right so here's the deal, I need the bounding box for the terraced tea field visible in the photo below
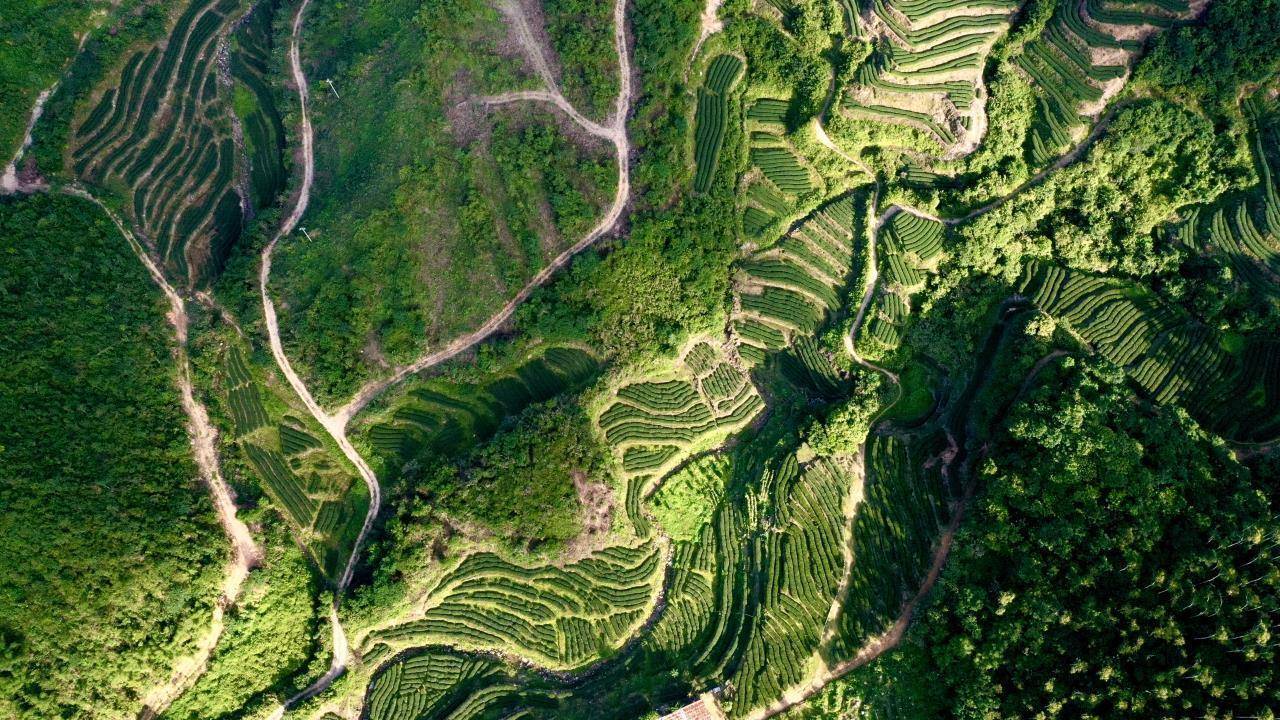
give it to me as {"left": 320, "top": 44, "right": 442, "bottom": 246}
{"left": 362, "top": 541, "right": 664, "bottom": 670}
{"left": 844, "top": 0, "right": 1017, "bottom": 153}
{"left": 733, "top": 193, "right": 866, "bottom": 362}
{"left": 1020, "top": 262, "right": 1280, "bottom": 442}
{"left": 599, "top": 339, "right": 764, "bottom": 534}
{"left": 13, "top": 0, "right": 1279, "bottom": 718}
{"left": 221, "top": 345, "right": 368, "bottom": 578}
{"left": 1192, "top": 96, "right": 1280, "bottom": 304}
{"left": 857, "top": 211, "right": 945, "bottom": 358}
{"left": 1015, "top": 0, "right": 1197, "bottom": 165}
{"left": 70, "top": 0, "right": 273, "bottom": 285}
{"left": 357, "top": 345, "right": 601, "bottom": 476}
{"left": 827, "top": 433, "right": 954, "bottom": 659}
{"left": 694, "top": 54, "right": 745, "bottom": 192}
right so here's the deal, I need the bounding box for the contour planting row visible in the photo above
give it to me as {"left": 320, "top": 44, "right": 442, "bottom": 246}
{"left": 362, "top": 346, "right": 600, "bottom": 470}
{"left": 1019, "top": 262, "right": 1280, "bottom": 442}
{"left": 693, "top": 54, "right": 745, "bottom": 192}
{"left": 72, "top": 0, "right": 249, "bottom": 284}
{"left": 360, "top": 463, "right": 754, "bottom": 719}
{"left": 357, "top": 415, "right": 873, "bottom": 718}
{"left": 228, "top": 0, "right": 287, "bottom": 212}
{"left": 366, "top": 650, "right": 516, "bottom": 720}
{"left": 846, "top": 0, "right": 1014, "bottom": 150}
{"left": 750, "top": 143, "right": 816, "bottom": 196}
{"left": 827, "top": 432, "right": 955, "bottom": 660}
{"left": 599, "top": 341, "right": 763, "bottom": 532}
{"left": 1017, "top": 0, "right": 1193, "bottom": 166}
{"left": 365, "top": 542, "right": 663, "bottom": 670}
{"left": 1199, "top": 99, "right": 1280, "bottom": 302}
{"left": 734, "top": 193, "right": 864, "bottom": 363}
{"left": 857, "top": 212, "right": 945, "bottom": 358}
{"left": 222, "top": 345, "right": 366, "bottom": 577}
{"left": 729, "top": 455, "right": 853, "bottom": 713}
{"left": 886, "top": 0, "right": 1018, "bottom": 23}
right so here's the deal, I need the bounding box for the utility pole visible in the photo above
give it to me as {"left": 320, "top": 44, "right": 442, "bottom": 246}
{"left": 300, "top": 227, "right": 313, "bottom": 242}
{"left": 325, "top": 79, "right": 340, "bottom": 99}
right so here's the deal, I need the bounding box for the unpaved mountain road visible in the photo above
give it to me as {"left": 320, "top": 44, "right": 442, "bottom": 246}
{"left": 335, "top": 0, "right": 633, "bottom": 425}
{"left": 1, "top": 86, "right": 54, "bottom": 194}
{"left": 257, "top": 0, "right": 368, "bottom": 706}
{"left": 257, "top": 0, "right": 633, "bottom": 711}
{"left": 66, "top": 186, "right": 261, "bottom": 719}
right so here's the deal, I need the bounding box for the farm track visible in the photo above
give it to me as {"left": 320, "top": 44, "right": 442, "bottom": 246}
{"left": 844, "top": 194, "right": 902, "bottom": 386}
{"left": 257, "top": 0, "right": 372, "bottom": 709}
{"left": 769, "top": 97, "right": 1123, "bottom": 714}
{"left": 335, "top": 0, "right": 633, "bottom": 424}
{"left": 257, "top": 0, "right": 634, "bottom": 709}
{"left": 65, "top": 186, "right": 262, "bottom": 719}
{"left": 685, "top": 0, "right": 726, "bottom": 77}
{"left": 1, "top": 86, "right": 55, "bottom": 194}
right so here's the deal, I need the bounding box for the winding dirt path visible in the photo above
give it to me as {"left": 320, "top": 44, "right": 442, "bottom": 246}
{"left": 256, "top": 0, "right": 633, "bottom": 710}
{"left": 843, "top": 195, "right": 902, "bottom": 385}
{"left": 1, "top": 86, "right": 55, "bottom": 194}
{"left": 685, "top": 0, "right": 725, "bottom": 73}
{"left": 66, "top": 186, "right": 262, "bottom": 718}
{"left": 255, "top": 0, "right": 1110, "bottom": 712}
{"left": 334, "top": 0, "right": 633, "bottom": 425}
{"left": 750, "top": 481, "right": 968, "bottom": 720}
{"left": 257, "top": 0, "right": 371, "bottom": 707}
{"left": 478, "top": 89, "right": 616, "bottom": 138}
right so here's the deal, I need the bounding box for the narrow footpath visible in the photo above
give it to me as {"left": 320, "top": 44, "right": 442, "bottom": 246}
{"left": 66, "top": 186, "right": 262, "bottom": 719}
{"left": 257, "top": 0, "right": 635, "bottom": 710}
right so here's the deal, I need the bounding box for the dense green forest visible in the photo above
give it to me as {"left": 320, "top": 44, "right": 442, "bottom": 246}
{"left": 3, "top": 0, "right": 1280, "bottom": 718}
{"left": 790, "top": 359, "right": 1280, "bottom": 718}
{"left": 0, "top": 0, "right": 107, "bottom": 160}
{"left": 0, "top": 194, "right": 223, "bottom": 718}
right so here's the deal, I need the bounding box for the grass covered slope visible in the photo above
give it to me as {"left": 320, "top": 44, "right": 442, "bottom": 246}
{"left": 0, "top": 193, "right": 223, "bottom": 719}
{"left": 0, "top": 1, "right": 108, "bottom": 162}
{"left": 271, "top": 0, "right": 618, "bottom": 403}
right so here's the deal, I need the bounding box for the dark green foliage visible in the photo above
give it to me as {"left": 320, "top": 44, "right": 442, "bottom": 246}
{"left": 419, "top": 398, "right": 604, "bottom": 549}
{"left": 542, "top": 0, "right": 620, "bottom": 119}
{"left": 0, "top": 194, "right": 222, "bottom": 719}
{"left": 1138, "top": 0, "right": 1280, "bottom": 106}
{"left": 163, "top": 521, "right": 320, "bottom": 720}
{"left": 836, "top": 363, "right": 1280, "bottom": 719}
{"left": 0, "top": 0, "right": 107, "bottom": 160}
{"left": 955, "top": 100, "right": 1237, "bottom": 279}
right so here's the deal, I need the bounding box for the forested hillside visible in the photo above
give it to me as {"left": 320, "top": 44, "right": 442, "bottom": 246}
{"left": 0, "top": 194, "right": 223, "bottom": 718}
{"left": 2, "top": 0, "right": 1279, "bottom": 718}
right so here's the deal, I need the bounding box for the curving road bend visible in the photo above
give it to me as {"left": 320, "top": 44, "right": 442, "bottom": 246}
{"left": 257, "top": 0, "right": 372, "bottom": 706}
{"left": 258, "top": 0, "right": 633, "bottom": 710}
{"left": 335, "top": 0, "right": 633, "bottom": 425}
{"left": 67, "top": 186, "right": 262, "bottom": 718}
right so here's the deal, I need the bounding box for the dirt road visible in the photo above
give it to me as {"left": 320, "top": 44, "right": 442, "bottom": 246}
{"left": 1, "top": 86, "right": 54, "bottom": 194}
{"left": 256, "top": 0, "right": 637, "bottom": 710}
{"left": 335, "top": 0, "right": 634, "bottom": 424}
{"left": 66, "top": 187, "right": 261, "bottom": 718}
